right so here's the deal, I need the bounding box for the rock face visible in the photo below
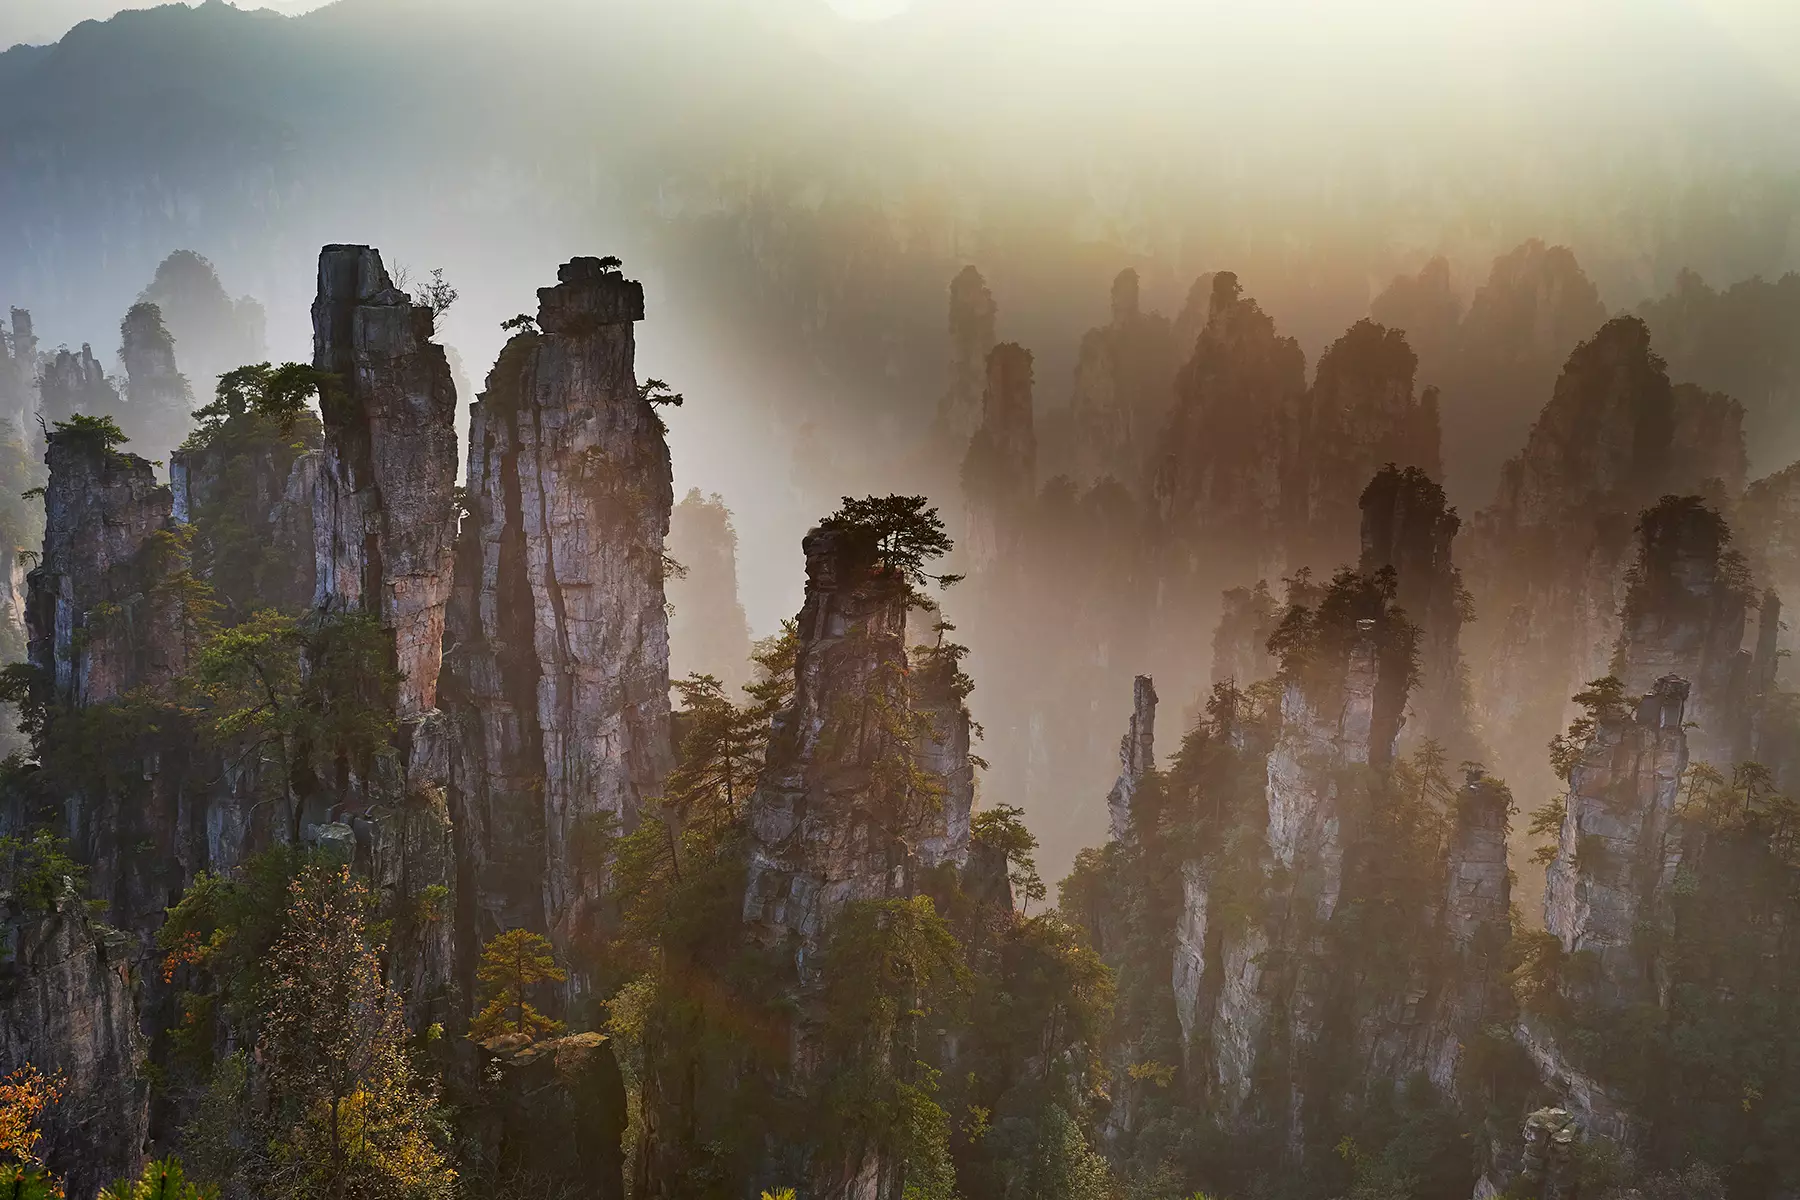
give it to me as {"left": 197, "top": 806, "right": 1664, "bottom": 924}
{"left": 1610, "top": 498, "right": 1762, "bottom": 768}
{"left": 962, "top": 342, "right": 1037, "bottom": 572}
{"left": 0, "top": 887, "right": 148, "bottom": 1196}
{"left": 1359, "top": 465, "right": 1476, "bottom": 758}
{"left": 311, "top": 245, "right": 461, "bottom": 719}
{"left": 667, "top": 489, "right": 753, "bottom": 694}
{"left": 1210, "top": 580, "right": 1280, "bottom": 688}
{"left": 1069, "top": 269, "right": 1180, "bottom": 490}
{"left": 1, "top": 307, "right": 37, "bottom": 431}
{"left": 118, "top": 301, "right": 192, "bottom": 460}
{"left": 38, "top": 344, "right": 123, "bottom": 429}
{"left": 26, "top": 430, "right": 185, "bottom": 706}
{"left": 936, "top": 265, "right": 998, "bottom": 454}
{"left": 1467, "top": 317, "right": 1746, "bottom": 837}
{"left": 1544, "top": 677, "right": 1690, "bottom": 1011}
{"left": 1153, "top": 272, "right": 1303, "bottom": 596}
{"left": 742, "top": 525, "right": 915, "bottom": 965}
{"left": 1105, "top": 675, "right": 1157, "bottom": 844}
{"left": 1734, "top": 462, "right": 1800, "bottom": 685}
{"left": 445, "top": 258, "right": 673, "bottom": 1002}
{"left": 1285, "top": 320, "right": 1441, "bottom": 572}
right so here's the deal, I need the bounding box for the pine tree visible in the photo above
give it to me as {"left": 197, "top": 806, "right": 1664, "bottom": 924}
{"left": 469, "top": 929, "right": 568, "bottom": 1042}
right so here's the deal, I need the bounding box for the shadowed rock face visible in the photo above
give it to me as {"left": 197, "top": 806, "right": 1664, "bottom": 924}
{"left": 38, "top": 344, "right": 122, "bottom": 429}
{"left": 962, "top": 341, "right": 1037, "bottom": 572}
{"left": 27, "top": 431, "right": 184, "bottom": 707}
{"left": 312, "top": 244, "right": 461, "bottom": 719}
{"left": 2, "top": 307, "right": 38, "bottom": 431}
{"left": 1287, "top": 319, "right": 1441, "bottom": 572}
{"left": 445, "top": 258, "right": 673, "bottom": 1001}
{"left": 1360, "top": 464, "right": 1475, "bottom": 759}
{"left": 1106, "top": 675, "right": 1157, "bottom": 845}
{"left": 1467, "top": 317, "right": 1746, "bottom": 838}
{"left": 1069, "top": 268, "right": 1180, "bottom": 491}
{"left": 0, "top": 891, "right": 148, "bottom": 1196}
{"left": 936, "top": 265, "right": 998, "bottom": 455}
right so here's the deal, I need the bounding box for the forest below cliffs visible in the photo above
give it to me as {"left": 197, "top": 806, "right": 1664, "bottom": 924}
{"left": 2, "top": 233, "right": 1800, "bottom": 1200}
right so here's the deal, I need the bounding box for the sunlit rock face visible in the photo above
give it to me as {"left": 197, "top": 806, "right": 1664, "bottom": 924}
{"left": 1285, "top": 319, "right": 1441, "bottom": 574}
{"left": 27, "top": 430, "right": 184, "bottom": 706}
{"left": 1466, "top": 317, "right": 1746, "bottom": 832}
{"left": 1359, "top": 464, "right": 1476, "bottom": 759}
{"left": 935, "top": 265, "right": 998, "bottom": 455}
{"left": 118, "top": 301, "right": 192, "bottom": 461}
{"left": 1069, "top": 269, "right": 1180, "bottom": 492}
{"left": 311, "top": 244, "right": 461, "bottom": 719}
{"left": 1106, "top": 675, "right": 1157, "bottom": 845}
{"left": 667, "top": 488, "right": 753, "bottom": 694}
{"left": 0, "top": 890, "right": 148, "bottom": 1196}
{"left": 444, "top": 258, "right": 673, "bottom": 999}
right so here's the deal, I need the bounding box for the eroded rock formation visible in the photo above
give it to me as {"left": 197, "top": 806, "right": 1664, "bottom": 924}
{"left": 936, "top": 265, "right": 997, "bottom": 455}
{"left": 962, "top": 342, "right": 1037, "bottom": 572}
{"left": 445, "top": 258, "right": 673, "bottom": 1001}
{"left": 667, "top": 489, "right": 753, "bottom": 694}
{"left": 1, "top": 307, "right": 37, "bottom": 432}
{"left": 118, "top": 301, "right": 192, "bottom": 461}
{"left": 38, "top": 344, "right": 123, "bottom": 430}
{"left": 1069, "top": 269, "right": 1179, "bottom": 490}
{"left": 1360, "top": 465, "right": 1475, "bottom": 758}
{"left": 1105, "top": 675, "right": 1157, "bottom": 844}
{"left": 1211, "top": 580, "right": 1280, "bottom": 688}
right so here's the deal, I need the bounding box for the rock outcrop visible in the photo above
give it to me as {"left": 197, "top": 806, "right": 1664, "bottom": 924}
{"left": 1105, "top": 675, "right": 1157, "bottom": 844}
{"left": 1210, "top": 580, "right": 1280, "bottom": 688}
{"left": 118, "top": 301, "right": 192, "bottom": 461}
{"left": 0, "top": 885, "right": 148, "bottom": 1196}
{"left": 1285, "top": 320, "right": 1441, "bottom": 572}
{"left": 26, "top": 428, "right": 186, "bottom": 706}
{"left": 38, "top": 344, "right": 123, "bottom": 430}
{"left": 1467, "top": 317, "right": 1746, "bottom": 842}
{"left": 1, "top": 307, "right": 37, "bottom": 432}
{"left": 1069, "top": 269, "right": 1180, "bottom": 491}
{"left": 936, "top": 265, "right": 998, "bottom": 454}
{"left": 445, "top": 258, "right": 673, "bottom": 1004}
{"left": 962, "top": 342, "right": 1037, "bottom": 572}
{"left": 311, "top": 244, "right": 461, "bottom": 720}
{"left": 138, "top": 250, "right": 267, "bottom": 400}
{"left": 667, "top": 489, "right": 753, "bottom": 695}
{"left": 1359, "top": 465, "right": 1476, "bottom": 758}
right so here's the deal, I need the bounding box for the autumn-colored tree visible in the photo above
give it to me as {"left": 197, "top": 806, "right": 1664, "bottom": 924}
{"left": 0, "top": 1066, "right": 63, "bottom": 1167}
{"left": 260, "top": 864, "right": 454, "bottom": 1199}
{"left": 470, "top": 929, "right": 568, "bottom": 1041}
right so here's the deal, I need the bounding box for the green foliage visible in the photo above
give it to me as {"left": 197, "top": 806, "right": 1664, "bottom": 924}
{"left": 1528, "top": 796, "right": 1567, "bottom": 866}
{"left": 0, "top": 830, "right": 84, "bottom": 913}
{"left": 638, "top": 378, "right": 684, "bottom": 407}
{"left": 1267, "top": 566, "right": 1419, "bottom": 705}
{"left": 186, "top": 363, "right": 330, "bottom": 450}
{"left": 1548, "top": 676, "right": 1628, "bottom": 779}
{"left": 0, "top": 1166, "right": 61, "bottom": 1199}
{"left": 51, "top": 412, "right": 128, "bottom": 452}
{"left": 470, "top": 929, "right": 568, "bottom": 1042}
{"left": 100, "top": 1158, "right": 215, "bottom": 1200}
{"left": 972, "top": 804, "right": 1045, "bottom": 910}
{"left": 820, "top": 495, "right": 960, "bottom": 604}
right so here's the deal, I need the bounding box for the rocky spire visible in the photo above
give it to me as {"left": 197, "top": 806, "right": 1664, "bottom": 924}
{"left": 444, "top": 257, "right": 673, "bottom": 999}
{"left": 1369, "top": 255, "right": 1461, "bottom": 397}
{"left": 936, "top": 265, "right": 997, "bottom": 453}
{"left": 1543, "top": 677, "right": 1691, "bottom": 1011}
{"left": 26, "top": 427, "right": 185, "bottom": 706}
{"left": 38, "top": 344, "right": 123, "bottom": 429}
{"left": 741, "top": 523, "right": 915, "bottom": 961}
{"left": 961, "top": 341, "right": 1036, "bottom": 571}
{"left": 1105, "top": 675, "right": 1157, "bottom": 844}
{"left": 1210, "top": 579, "right": 1280, "bottom": 688}
{"left": 1069, "top": 268, "right": 1179, "bottom": 490}
{"left": 118, "top": 301, "right": 193, "bottom": 461}
{"left": 1360, "top": 464, "right": 1475, "bottom": 757}
{"left": 1, "top": 307, "right": 37, "bottom": 432}
{"left": 1610, "top": 497, "right": 1758, "bottom": 768}
{"left": 1287, "top": 320, "right": 1441, "bottom": 571}
{"left": 666, "top": 489, "right": 753, "bottom": 694}
{"left": 311, "top": 244, "right": 461, "bottom": 719}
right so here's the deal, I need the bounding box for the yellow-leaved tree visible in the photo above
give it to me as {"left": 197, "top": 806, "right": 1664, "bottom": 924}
{"left": 470, "top": 928, "right": 568, "bottom": 1041}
